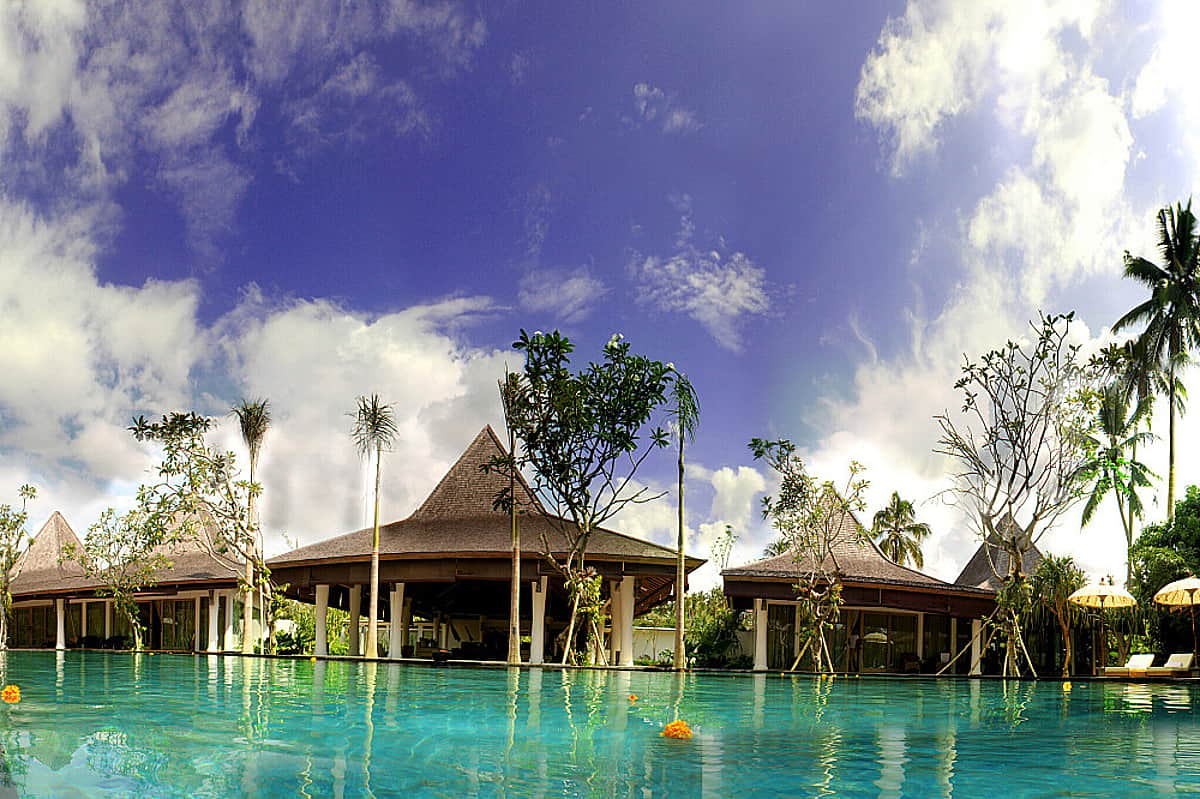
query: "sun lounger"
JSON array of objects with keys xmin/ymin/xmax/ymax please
[
  {"xmin": 1146, "ymin": 653, "xmax": 1195, "ymax": 677},
  {"xmin": 1101, "ymin": 653, "xmax": 1155, "ymax": 676}
]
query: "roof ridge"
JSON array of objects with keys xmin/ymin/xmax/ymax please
[{"xmin": 409, "ymin": 425, "xmax": 546, "ymax": 520}]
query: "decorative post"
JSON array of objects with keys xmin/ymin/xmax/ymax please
[
  {"xmin": 55, "ymin": 598, "xmax": 66, "ymax": 650},
  {"xmin": 754, "ymin": 598, "xmax": 768, "ymax": 671},
  {"xmin": 530, "ymin": 576, "xmax": 547, "ymax": 665},
  {"xmin": 314, "ymin": 585, "xmax": 329, "ymax": 658},
  {"xmin": 348, "ymin": 587, "xmax": 362, "ymax": 657}
]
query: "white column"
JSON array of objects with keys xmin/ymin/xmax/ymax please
[
  {"xmin": 104, "ymin": 601, "xmax": 112, "ymax": 640},
  {"xmin": 194, "ymin": 596, "xmax": 202, "ymax": 651},
  {"xmin": 388, "ymin": 583, "xmax": 405, "ymax": 657},
  {"xmin": 916, "ymin": 613, "xmax": 925, "ymax": 660},
  {"xmin": 207, "ymin": 591, "xmax": 220, "ymax": 653},
  {"xmin": 618, "ymin": 576, "xmax": 635, "ymax": 667},
  {"xmin": 969, "ymin": 619, "xmax": 983, "ymax": 676},
  {"xmin": 223, "ymin": 591, "xmax": 236, "ymax": 652},
  {"xmin": 530, "ymin": 576, "xmax": 547, "ymax": 665},
  {"xmin": 55, "ymin": 598, "xmax": 66, "ymax": 650},
  {"xmin": 348, "ymin": 587, "xmax": 361, "ymax": 657},
  {"xmin": 609, "ymin": 580, "xmax": 622, "ymax": 664},
  {"xmin": 754, "ymin": 599, "xmax": 768, "ymax": 671},
  {"xmin": 315, "ymin": 584, "xmax": 330, "ymax": 657}
]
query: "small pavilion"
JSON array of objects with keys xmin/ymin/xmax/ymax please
[
  {"xmin": 722, "ymin": 507, "xmax": 994, "ymax": 673},
  {"xmin": 9, "ymin": 512, "xmax": 251, "ymax": 651},
  {"xmin": 269, "ymin": 426, "xmax": 703, "ymax": 665}
]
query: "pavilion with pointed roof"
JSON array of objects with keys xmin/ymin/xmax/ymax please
[
  {"xmin": 8, "ymin": 512, "xmax": 248, "ymax": 652},
  {"xmin": 268, "ymin": 425, "xmax": 704, "ymax": 665},
  {"xmin": 722, "ymin": 506, "xmax": 994, "ymax": 673}
]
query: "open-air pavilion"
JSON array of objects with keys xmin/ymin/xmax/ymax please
[
  {"xmin": 269, "ymin": 426, "xmax": 703, "ymax": 665},
  {"xmin": 10, "ymin": 511, "xmax": 254, "ymax": 652},
  {"xmin": 722, "ymin": 508, "xmax": 995, "ymax": 673}
]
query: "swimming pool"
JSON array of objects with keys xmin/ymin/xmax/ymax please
[{"xmin": 0, "ymin": 651, "xmax": 1196, "ymax": 797}]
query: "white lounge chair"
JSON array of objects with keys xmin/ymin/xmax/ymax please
[
  {"xmin": 1146, "ymin": 653, "xmax": 1195, "ymax": 677},
  {"xmin": 1101, "ymin": 653, "xmax": 1155, "ymax": 676}
]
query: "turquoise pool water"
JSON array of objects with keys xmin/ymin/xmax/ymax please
[{"xmin": 0, "ymin": 651, "xmax": 1197, "ymax": 797}]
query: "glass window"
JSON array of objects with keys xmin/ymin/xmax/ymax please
[
  {"xmin": 767, "ymin": 604, "xmax": 796, "ymax": 670},
  {"xmin": 923, "ymin": 614, "xmax": 951, "ymax": 671}
]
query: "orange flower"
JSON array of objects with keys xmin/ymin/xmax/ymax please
[
  {"xmin": 661, "ymin": 720, "xmax": 692, "ymax": 739},
  {"xmin": 628, "ymin": 694, "xmax": 638, "ymax": 702},
  {"xmin": 2, "ymin": 685, "xmax": 20, "ymax": 704}
]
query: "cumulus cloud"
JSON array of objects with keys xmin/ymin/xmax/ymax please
[
  {"xmin": 628, "ymin": 196, "xmax": 769, "ymax": 351},
  {"xmin": 631, "ymin": 82, "xmax": 701, "ymax": 135},
  {"xmin": 517, "ymin": 267, "xmax": 608, "ymax": 324}
]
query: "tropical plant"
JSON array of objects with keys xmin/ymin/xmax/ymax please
[
  {"xmin": 1129, "ymin": 486, "xmax": 1200, "ymax": 654},
  {"xmin": 935, "ymin": 312, "xmax": 1097, "ymax": 676},
  {"xmin": 232, "ymin": 398, "xmax": 271, "ymax": 654},
  {"xmin": 1028, "ymin": 554, "xmax": 1087, "ymax": 677},
  {"xmin": 0, "ymin": 485, "xmax": 36, "ymax": 651},
  {"xmin": 669, "ymin": 371, "xmax": 700, "ymax": 670},
  {"xmin": 65, "ymin": 508, "xmax": 170, "ymax": 651},
  {"xmin": 750, "ymin": 438, "xmax": 869, "ymax": 674},
  {"xmin": 488, "ymin": 330, "xmax": 676, "ymax": 664},
  {"xmin": 1113, "ymin": 201, "xmax": 1200, "ymax": 522},
  {"xmin": 351, "ymin": 394, "xmax": 398, "ymax": 660},
  {"xmin": 1079, "ymin": 384, "xmax": 1155, "ymax": 583},
  {"xmin": 871, "ymin": 491, "xmax": 931, "ymax": 568}
]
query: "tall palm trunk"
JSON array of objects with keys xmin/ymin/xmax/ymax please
[
  {"xmin": 507, "ymin": 426, "xmax": 521, "ymax": 665},
  {"xmin": 366, "ymin": 442, "xmax": 382, "ymax": 659},
  {"xmin": 241, "ymin": 456, "xmax": 258, "ymax": 655},
  {"xmin": 673, "ymin": 433, "xmax": 686, "ymax": 670},
  {"xmin": 1168, "ymin": 369, "xmax": 1177, "ymax": 522}
]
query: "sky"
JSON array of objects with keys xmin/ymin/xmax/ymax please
[{"xmin": 1, "ymin": 0, "xmax": 1197, "ymax": 592}]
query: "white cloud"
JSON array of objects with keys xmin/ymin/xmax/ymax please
[
  {"xmin": 631, "ymin": 82, "xmax": 701, "ymax": 135},
  {"xmin": 629, "ymin": 197, "xmax": 769, "ymax": 351},
  {"xmin": 518, "ymin": 267, "xmax": 608, "ymax": 324}
]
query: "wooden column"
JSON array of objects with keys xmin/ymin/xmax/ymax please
[
  {"xmin": 969, "ymin": 619, "xmax": 983, "ymax": 676},
  {"xmin": 754, "ymin": 599, "xmax": 768, "ymax": 671},
  {"xmin": 314, "ymin": 584, "xmax": 329, "ymax": 657},
  {"xmin": 530, "ymin": 576, "xmax": 547, "ymax": 665},
  {"xmin": 193, "ymin": 596, "xmax": 202, "ymax": 651},
  {"xmin": 348, "ymin": 587, "xmax": 361, "ymax": 657}
]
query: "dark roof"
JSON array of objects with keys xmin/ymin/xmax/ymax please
[
  {"xmin": 723, "ymin": 506, "xmax": 970, "ymax": 592},
  {"xmin": 270, "ymin": 425, "xmax": 702, "ymax": 569},
  {"xmin": 954, "ymin": 517, "xmax": 1045, "ymax": 591},
  {"xmin": 11, "ymin": 512, "xmax": 99, "ymax": 596},
  {"xmin": 11, "ymin": 512, "xmax": 241, "ymax": 599}
]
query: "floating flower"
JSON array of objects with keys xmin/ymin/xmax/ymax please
[
  {"xmin": 2, "ymin": 685, "xmax": 20, "ymax": 704},
  {"xmin": 661, "ymin": 720, "xmax": 692, "ymax": 739},
  {"xmin": 628, "ymin": 694, "xmax": 638, "ymax": 702},
  {"xmin": 1062, "ymin": 682, "xmax": 1072, "ymax": 692}
]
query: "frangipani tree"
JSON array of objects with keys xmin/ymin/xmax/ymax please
[
  {"xmin": 0, "ymin": 485, "xmax": 36, "ymax": 650},
  {"xmin": 750, "ymin": 438, "xmax": 869, "ymax": 674}
]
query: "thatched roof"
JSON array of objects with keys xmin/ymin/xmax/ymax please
[
  {"xmin": 722, "ymin": 506, "xmax": 961, "ymax": 591},
  {"xmin": 270, "ymin": 426, "xmax": 702, "ymax": 569},
  {"xmin": 10, "ymin": 512, "xmax": 99, "ymax": 597},
  {"xmin": 150, "ymin": 515, "xmax": 242, "ymax": 584},
  {"xmin": 954, "ymin": 517, "xmax": 1045, "ymax": 591}
]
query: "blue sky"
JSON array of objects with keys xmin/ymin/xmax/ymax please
[{"xmin": 0, "ymin": 0, "xmax": 1196, "ymax": 589}]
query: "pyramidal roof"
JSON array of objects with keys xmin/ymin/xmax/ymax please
[
  {"xmin": 410, "ymin": 425, "xmax": 545, "ymax": 520},
  {"xmin": 954, "ymin": 516, "xmax": 1045, "ymax": 591},
  {"xmin": 10, "ymin": 512, "xmax": 93, "ymax": 595}
]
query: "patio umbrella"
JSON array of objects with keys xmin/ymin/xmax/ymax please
[
  {"xmin": 1153, "ymin": 575, "xmax": 1200, "ymax": 664},
  {"xmin": 1069, "ymin": 577, "xmax": 1136, "ymax": 671}
]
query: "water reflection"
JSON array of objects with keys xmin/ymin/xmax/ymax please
[{"xmin": 0, "ymin": 653, "xmax": 1198, "ymax": 797}]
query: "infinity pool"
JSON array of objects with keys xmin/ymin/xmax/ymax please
[{"xmin": 0, "ymin": 651, "xmax": 1197, "ymax": 797}]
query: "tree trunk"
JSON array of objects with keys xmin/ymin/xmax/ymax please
[
  {"xmin": 242, "ymin": 455, "xmax": 258, "ymax": 655},
  {"xmin": 673, "ymin": 435, "xmax": 686, "ymax": 670},
  {"xmin": 1058, "ymin": 615, "xmax": 1071, "ymax": 678},
  {"xmin": 1168, "ymin": 369, "xmax": 1177, "ymax": 523},
  {"xmin": 366, "ymin": 443, "xmax": 382, "ymax": 659},
  {"xmin": 507, "ymin": 427, "xmax": 521, "ymax": 665}
]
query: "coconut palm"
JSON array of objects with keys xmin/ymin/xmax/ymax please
[
  {"xmin": 1079, "ymin": 384, "xmax": 1155, "ymax": 584},
  {"xmin": 1029, "ymin": 554, "xmax": 1087, "ymax": 678},
  {"xmin": 232, "ymin": 398, "xmax": 271, "ymax": 654},
  {"xmin": 352, "ymin": 394, "xmax": 398, "ymax": 660},
  {"xmin": 871, "ymin": 492, "xmax": 930, "ymax": 569},
  {"xmin": 669, "ymin": 372, "xmax": 700, "ymax": 670},
  {"xmin": 1113, "ymin": 200, "xmax": 1200, "ymax": 522}
]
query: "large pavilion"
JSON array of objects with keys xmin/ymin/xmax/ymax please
[
  {"xmin": 269, "ymin": 426, "xmax": 703, "ymax": 665},
  {"xmin": 722, "ymin": 508, "xmax": 996, "ymax": 673},
  {"xmin": 10, "ymin": 512, "xmax": 253, "ymax": 651}
]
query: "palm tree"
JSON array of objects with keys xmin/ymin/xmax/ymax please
[
  {"xmin": 1079, "ymin": 384, "xmax": 1155, "ymax": 584},
  {"xmin": 352, "ymin": 394, "xmax": 398, "ymax": 660},
  {"xmin": 232, "ymin": 398, "xmax": 271, "ymax": 655},
  {"xmin": 1114, "ymin": 200, "xmax": 1200, "ymax": 522},
  {"xmin": 669, "ymin": 372, "xmax": 700, "ymax": 670},
  {"xmin": 1029, "ymin": 554, "xmax": 1086, "ymax": 678},
  {"xmin": 871, "ymin": 492, "xmax": 930, "ymax": 568}
]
